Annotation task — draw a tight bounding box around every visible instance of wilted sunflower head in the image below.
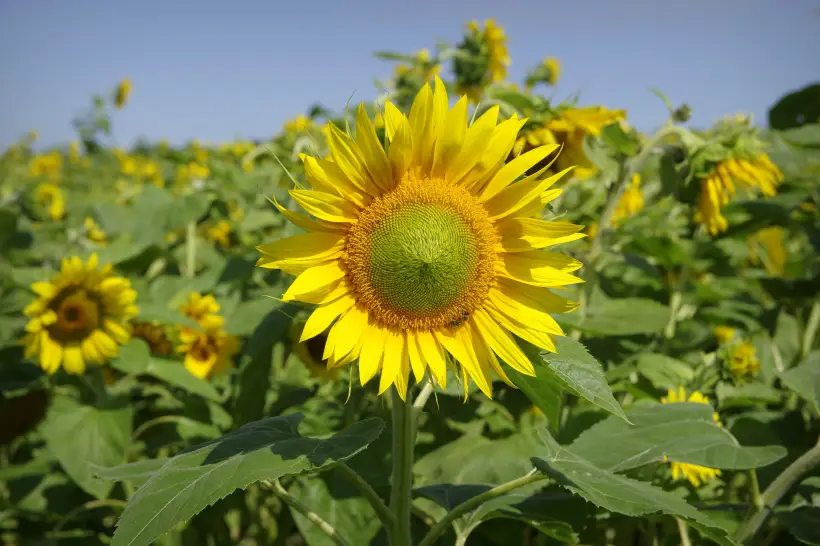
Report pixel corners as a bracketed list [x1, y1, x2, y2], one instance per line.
[22, 254, 138, 375]
[453, 19, 510, 101]
[257, 76, 585, 400]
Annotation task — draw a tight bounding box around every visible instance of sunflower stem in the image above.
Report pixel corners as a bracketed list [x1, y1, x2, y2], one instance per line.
[389, 388, 415, 546]
[588, 122, 676, 263]
[736, 434, 820, 543]
[802, 299, 820, 359]
[265, 479, 350, 546]
[185, 221, 196, 277]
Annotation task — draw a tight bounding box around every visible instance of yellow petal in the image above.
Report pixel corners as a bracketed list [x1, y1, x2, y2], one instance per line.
[479, 145, 560, 202]
[416, 330, 447, 388]
[31, 281, 56, 299]
[432, 96, 469, 178]
[383, 101, 406, 143]
[498, 254, 584, 287]
[282, 261, 347, 302]
[330, 305, 370, 362]
[484, 166, 574, 221]
[41, 334, 63, 374]
[301, 293, 357, 341]
[498, 278, 579, 314]
[407, 84, 434, 167]
[472, 330, 516, 387]
[103, 319, 131, 344]
[434, 326, 491, 397]
[267, 192, 342, 234]
[326, 123, 379, 196]
[358, 325, 387, 385]
[92, 330, 119, 358]
[406, 331, 426, 384]
[461, 116, 527, 191]
[62, 345, 86, 375]
[485, 304, 558, 353]
[446, 105, 499, 184]
[499, 218, 585, 252]
[378, 329, 406, 396]
[298, 279, 352, 305]
[471, 308, 535, 375]
[355, 104, 392, 191]
[256, 232, 345, 272]
[301, 154, 371, 206]
[290, 190, 360, 223]
[388, 115, 414, 182]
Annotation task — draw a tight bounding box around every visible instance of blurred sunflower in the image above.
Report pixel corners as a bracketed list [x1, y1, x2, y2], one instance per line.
[284, 115, 315, 133]
[747, 226, 786, 277]
[453, 19, 511, 101]
[525, 57, 561, 90]
[714, 326, 736, 345]
[179, 292, 224, 330]
[660, 387, 722, 487]
[22, 254, 138, 375]
[84, 217, 107, 246]
[289, 321, 339, 381]
[257, 77, 584, 400]
[115, 78, 132, 109]
[694, 154, 783, 236]
[177, 292, 237, 379]
[203, 220, 233, 248]
[34, 183, 65, 221]
[727, 340, 759, 378]
[611, 174, 645, 223]
[132, 321, 173, 357]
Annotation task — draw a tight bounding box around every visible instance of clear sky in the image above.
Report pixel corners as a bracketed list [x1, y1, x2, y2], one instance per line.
[1, 0, 818, 150]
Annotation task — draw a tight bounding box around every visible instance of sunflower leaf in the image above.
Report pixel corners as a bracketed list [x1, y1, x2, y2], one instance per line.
[532, 429, 738, 546]
[569, 402, 786, 472]
[110, 414, 384, 546]
[522, 337, 627, 422]
[779, 351, 820, 414]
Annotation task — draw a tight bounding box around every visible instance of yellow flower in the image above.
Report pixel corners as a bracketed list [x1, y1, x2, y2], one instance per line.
[695, 154, 783, 236]
[22, 254, 138, 375]
[660, 387, 722, 487]
[545, 106, 627, 180]
[714, 326, 736, 345]
[456, 19, 511, 101]
[84, 217, 107, 246]
[611, 174, 644, 223]
[748, 226, 786, 277]
[284, 115, 314, 133]
[478, 19, 510, 83]
[289, 322, 339, 381]
[34, 183, 65, 221]
[256, 77, 584, 400]
[227, 200, 245, 222]
[727, 340, 760, 378]
[69, 141, 81, 163]
[115, 78, 132, 109]
[179, 292, 225, 331]
[132, 321, 173, 356]
[177, 328, 238, 380]
[28, 152, 63, 181]
[176, 292, 236, 379]
[543, 57, 561, 86]
[176, 162, 210, 183]
[204, 220, 233, 248]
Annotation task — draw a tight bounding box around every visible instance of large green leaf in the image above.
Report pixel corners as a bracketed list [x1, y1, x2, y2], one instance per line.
[110, 414, 384, 546]
[38, 394, 133, 499]
[509, 356, 563, 427]
[532, 430, 737, 546]
[569, 403, 786, 472]
[522, 337, 627, 421]
[288, 476, 381, 546]
[780, 351, 820, 414]
[559, 298, 670, 336]
[110, 340, 222, 402]
[636, 353, 694, 390]
[778, 507, 820, 545]
[92, 459, 167, 488]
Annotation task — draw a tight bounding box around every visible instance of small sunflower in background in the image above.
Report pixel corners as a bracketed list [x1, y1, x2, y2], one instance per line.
[84, 217, 107, 246]
[203, 219, 233, 249]
[115, 78, 132, 109]
[289, 321, 339, 381]
[714, 326, 736, 345]
[660, 387, 722, 488]
[177, 292, 238, 379]
[34, 183, 65, 221]
[131, 321, 174, 357]
[453, 18, 510, 101]
[747, 226, 786, 277]
[524, 56, 561, 90]
[257, 77, 583, 400]
[22, 254, 138, 375]
[611, 174, 645, 224]
[284, 114, 315, 134]
[725, 340, 760, 379]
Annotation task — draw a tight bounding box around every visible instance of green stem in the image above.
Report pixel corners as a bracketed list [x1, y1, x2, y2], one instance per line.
[185, 220, 196, 277]
[736, 435, 820, 543]
[418, 471, 547, 546]
[389, 388, 415, 546]
[337, 463, 396, 530]
[675, 517, 692, 546]
[748, 470, 764, 512]
[588, 123, 677, 263]
[802, 299, 820, 359]
[266, 479, 350, 546]
[664, 291, 682, 339]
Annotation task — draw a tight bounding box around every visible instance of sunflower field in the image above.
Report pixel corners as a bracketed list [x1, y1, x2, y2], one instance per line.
[2, 19, 820, 546]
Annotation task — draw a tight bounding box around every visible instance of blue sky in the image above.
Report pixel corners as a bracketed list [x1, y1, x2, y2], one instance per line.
[1, 0, 818, 150]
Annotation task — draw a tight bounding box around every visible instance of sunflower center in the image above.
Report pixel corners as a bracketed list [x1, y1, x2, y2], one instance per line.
[345, 173, 498, 329]
[48, 289, 101, 342]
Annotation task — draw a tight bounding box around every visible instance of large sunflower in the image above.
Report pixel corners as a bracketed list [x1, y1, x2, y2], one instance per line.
[22, 254, 138, 375]
[257, 77, 584, 400]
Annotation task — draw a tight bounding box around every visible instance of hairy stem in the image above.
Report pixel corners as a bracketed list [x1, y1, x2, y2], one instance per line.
[389, 388, 415, 546]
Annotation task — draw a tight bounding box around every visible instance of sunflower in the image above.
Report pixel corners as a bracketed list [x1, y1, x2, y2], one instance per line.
[203, 219, 233, 248]
[84, 217, 107, 246]
[257, 77, 584, 400]
[179, 292, 225, 331]
[714, 326, 736, 345]
[132, 321, 173, 356]
[611, 174, 645, 223]
[177, 328, 239, 380]
[748, 226, 786, 277]
[289, 321, 339, 381]
[115, 78, 132, 109]
[22, 254, 138, 375]
[284, 115, 315, 134]
[694, 154, 783, 236]
[34, 183, 65, 221]
[660, 387, 722, 487]
[454, 19, 511, 101]
[727, 340, 759, 378]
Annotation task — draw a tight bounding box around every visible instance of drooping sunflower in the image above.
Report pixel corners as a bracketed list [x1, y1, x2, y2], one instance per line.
[694, 154, 783, 236]
[257, 77, 584, 400]
[660, 387, 722, 488]
[22, 254, 138, 375]
[454, 19, 511, 101]
[289, 321, 339, 381]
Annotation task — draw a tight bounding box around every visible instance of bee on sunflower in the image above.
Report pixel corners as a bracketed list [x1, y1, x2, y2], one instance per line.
[257, 76, 584, 400]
